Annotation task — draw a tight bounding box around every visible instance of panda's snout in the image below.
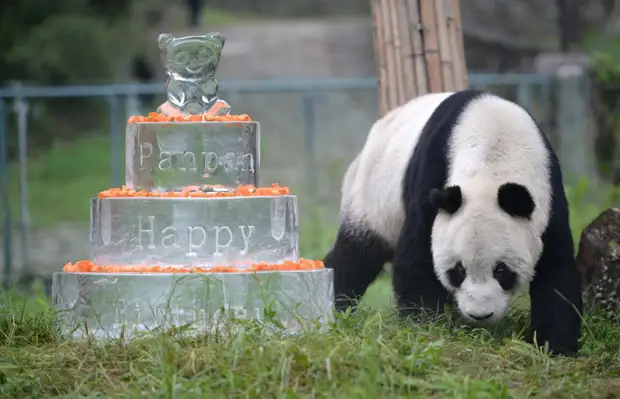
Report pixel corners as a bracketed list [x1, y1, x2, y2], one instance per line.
[468, 312, 494, 321]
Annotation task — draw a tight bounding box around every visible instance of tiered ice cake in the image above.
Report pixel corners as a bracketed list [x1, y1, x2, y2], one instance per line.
[51, 32, 334, 340]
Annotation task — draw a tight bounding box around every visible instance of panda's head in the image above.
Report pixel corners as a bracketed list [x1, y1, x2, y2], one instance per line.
[430, 182, 541, 325]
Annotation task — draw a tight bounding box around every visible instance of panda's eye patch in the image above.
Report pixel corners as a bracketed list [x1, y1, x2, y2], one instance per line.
[493, 262, 518, 291]
[447, 261, 466, 288]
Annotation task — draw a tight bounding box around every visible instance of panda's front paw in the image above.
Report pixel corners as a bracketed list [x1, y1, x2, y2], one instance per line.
[552, 348, 578, 357]
[334, 297, 359, 313]
[526, 330, 579, 357]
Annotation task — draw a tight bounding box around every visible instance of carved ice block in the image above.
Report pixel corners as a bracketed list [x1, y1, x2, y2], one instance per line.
[91, 196, 298, 267]
[52, 269, 334, 340]
[157, 32, 231, 116]
[125, 121, 260, 191]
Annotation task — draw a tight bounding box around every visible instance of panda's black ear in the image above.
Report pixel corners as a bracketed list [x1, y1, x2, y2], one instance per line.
[498, 182, 535, 219]
[429, 186, 462, 215]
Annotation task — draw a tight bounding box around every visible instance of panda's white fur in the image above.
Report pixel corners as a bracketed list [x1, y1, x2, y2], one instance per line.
[432, 94, 552, 323]
[340, 91, 551, 323]
[325, 89, 583, 356]
[341, 92, 453, 245]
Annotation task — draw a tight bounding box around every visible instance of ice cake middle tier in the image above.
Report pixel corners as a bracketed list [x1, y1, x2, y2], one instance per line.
[90, 195, 298, 267]
[125, 120, 259, 191]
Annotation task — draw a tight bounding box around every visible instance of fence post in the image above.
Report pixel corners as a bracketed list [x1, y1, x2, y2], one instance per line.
[516, 82, 533, 112]
[13, 83, 31, 277]
[0, 100, 12, 289]
[556, 65, 598, 187]
[125, 81, 142, 122]
[302, 94, 317, 195]
[107, 95, 122, 187]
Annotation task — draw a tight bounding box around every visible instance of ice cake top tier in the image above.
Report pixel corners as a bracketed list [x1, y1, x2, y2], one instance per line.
[124, 32, 260, 192]
[125, 115, 259, 192]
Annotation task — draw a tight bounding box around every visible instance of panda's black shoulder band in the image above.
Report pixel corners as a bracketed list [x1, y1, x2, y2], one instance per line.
[497, 182, 535, 219]
[429, 186, 462, 215]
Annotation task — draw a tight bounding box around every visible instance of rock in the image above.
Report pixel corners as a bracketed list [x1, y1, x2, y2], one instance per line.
[575, 207, 620, 319]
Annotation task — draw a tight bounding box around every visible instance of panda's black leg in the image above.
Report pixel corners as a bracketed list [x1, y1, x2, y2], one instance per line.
[392, 218, 452, 320]
[528, 223, 583, 357]
[323, 224, 392, 312]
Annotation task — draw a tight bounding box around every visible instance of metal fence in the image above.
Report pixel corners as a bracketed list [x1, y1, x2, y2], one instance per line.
[0, 72, 595, 286]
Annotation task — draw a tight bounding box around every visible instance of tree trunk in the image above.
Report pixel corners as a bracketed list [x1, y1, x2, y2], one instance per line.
[556, 0, 582, 52]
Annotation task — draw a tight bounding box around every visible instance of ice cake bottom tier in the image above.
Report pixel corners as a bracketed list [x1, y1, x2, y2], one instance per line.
[52, 267, 334, 340]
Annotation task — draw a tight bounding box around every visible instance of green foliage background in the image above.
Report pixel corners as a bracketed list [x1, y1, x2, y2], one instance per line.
[0, 0, 143, 158]
[583, 32, 620, 183]
[1, 1, 136, 85]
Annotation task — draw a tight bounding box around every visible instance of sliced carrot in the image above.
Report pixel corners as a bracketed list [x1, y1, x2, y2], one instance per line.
[127, 112, 252, 123]
[98, 184, 290, 198]
[62, 259, 325, 273]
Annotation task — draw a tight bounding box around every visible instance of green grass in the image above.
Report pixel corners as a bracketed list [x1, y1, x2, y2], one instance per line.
[6, 135, 115, 229]
[0, 278, 619, 398]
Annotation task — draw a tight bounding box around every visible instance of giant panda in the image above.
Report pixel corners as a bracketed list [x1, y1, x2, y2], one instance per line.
[323, 89, 584, 356]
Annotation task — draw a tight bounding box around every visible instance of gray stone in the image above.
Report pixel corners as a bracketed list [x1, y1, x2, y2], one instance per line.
[575, 208, 620, 319]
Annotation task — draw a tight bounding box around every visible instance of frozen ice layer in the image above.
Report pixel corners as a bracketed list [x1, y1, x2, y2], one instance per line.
[52, 269, 334, 340]
[125, 121, 260, 191]
[51, 29, 337, 346]
[90, 196, 299, 267]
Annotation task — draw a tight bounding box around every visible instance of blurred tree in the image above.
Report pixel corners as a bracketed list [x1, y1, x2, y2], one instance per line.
[0, 0, 139, 158]
[555, 0, 582, 52]
[8, 15, 116, 84]
[0, 0, 134, 85]
[581, 1, 620, 183]
[602, 0, 620, 34]
[187, 0, 204, 28]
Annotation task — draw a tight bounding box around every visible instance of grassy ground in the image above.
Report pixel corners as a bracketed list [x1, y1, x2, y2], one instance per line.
[0, 277, 619, 398]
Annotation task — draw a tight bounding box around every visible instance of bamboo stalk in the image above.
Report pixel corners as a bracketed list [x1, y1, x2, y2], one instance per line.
[380, 0, 399, 111]
[396, 0, 417, 100]
[406, 0, 428, 96]
[451, 0, 468, 88]
[389, 0, 406, 105]
[434, 0, 455, 91]
[371, 0, 389, 115]
[445, 0, 460, 90]
[419, 0, 443, 93]
[372, 0, 467, 115]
